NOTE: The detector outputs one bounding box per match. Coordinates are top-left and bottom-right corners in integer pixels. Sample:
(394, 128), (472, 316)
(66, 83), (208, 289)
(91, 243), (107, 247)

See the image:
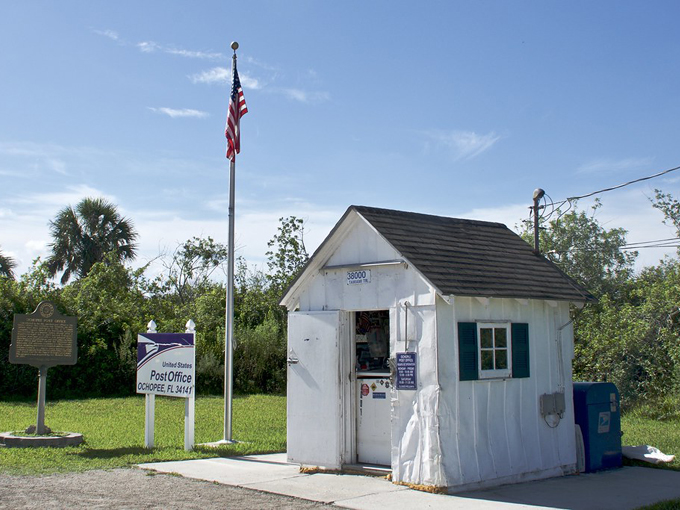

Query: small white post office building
(280, 205), (594, 492)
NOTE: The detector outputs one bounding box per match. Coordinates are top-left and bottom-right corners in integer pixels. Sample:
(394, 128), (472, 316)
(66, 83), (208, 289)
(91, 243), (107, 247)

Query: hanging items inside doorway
(355, 310), (390, 375)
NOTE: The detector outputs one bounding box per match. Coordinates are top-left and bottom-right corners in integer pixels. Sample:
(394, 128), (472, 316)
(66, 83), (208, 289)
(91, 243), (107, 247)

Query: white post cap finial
(185, 319), (196, 333)
(147, 320), (157, 333)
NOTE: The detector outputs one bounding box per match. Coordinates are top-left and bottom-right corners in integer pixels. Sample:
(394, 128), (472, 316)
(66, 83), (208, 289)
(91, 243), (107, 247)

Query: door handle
(287, 355), (299, 366)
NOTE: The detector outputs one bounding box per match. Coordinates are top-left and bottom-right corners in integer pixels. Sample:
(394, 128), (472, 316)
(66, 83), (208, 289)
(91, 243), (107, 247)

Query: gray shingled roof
(353, 205), (595, 302)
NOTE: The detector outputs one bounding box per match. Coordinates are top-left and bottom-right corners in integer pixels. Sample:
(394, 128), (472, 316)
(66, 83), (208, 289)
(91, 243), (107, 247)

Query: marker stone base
(0, 431), (84, 448)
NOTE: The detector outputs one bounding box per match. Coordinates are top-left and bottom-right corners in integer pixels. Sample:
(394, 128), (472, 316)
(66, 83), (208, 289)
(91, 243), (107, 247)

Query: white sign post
(137, 320), (196, 451)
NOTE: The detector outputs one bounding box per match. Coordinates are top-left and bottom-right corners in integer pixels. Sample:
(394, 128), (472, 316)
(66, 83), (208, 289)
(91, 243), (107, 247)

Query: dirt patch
(0, 468), (332, 509)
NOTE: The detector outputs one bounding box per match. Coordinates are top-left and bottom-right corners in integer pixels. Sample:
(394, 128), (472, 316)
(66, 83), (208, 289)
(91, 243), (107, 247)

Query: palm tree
(0, 248), (16, 279)
(47, 197), (139, 284)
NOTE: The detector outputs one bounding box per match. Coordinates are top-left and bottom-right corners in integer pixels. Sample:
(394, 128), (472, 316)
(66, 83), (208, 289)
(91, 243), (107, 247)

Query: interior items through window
(355, 310), (390, 375)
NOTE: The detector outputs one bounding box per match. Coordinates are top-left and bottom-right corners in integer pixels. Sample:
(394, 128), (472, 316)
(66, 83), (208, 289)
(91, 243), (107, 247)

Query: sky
(1, 1), (679, 280)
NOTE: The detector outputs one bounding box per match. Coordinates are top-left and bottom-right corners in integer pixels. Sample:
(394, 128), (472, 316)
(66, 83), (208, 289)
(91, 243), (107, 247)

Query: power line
(567, 165), (680, 201)
(622, 237), (679, 248)
(538, 164), (680, 221)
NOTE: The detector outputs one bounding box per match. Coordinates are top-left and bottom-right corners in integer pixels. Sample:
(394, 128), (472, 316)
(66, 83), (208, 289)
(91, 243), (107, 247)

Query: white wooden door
(286, 311), (342, 468)
(357, 377), (391, 465)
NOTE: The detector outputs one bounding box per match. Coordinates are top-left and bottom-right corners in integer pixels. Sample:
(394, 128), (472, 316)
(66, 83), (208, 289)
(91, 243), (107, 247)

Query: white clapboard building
(280, 205), (594, 492)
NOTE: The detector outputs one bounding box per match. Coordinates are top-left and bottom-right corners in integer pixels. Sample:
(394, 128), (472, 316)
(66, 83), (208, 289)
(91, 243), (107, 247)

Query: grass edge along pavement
(0, 394), (286, 475)
(2, 395), (680, 510)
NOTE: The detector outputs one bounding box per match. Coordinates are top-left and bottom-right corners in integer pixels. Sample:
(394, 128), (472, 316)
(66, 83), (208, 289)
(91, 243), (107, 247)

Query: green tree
(57, 254), (148, 396)
(161, 236), (228, 305)
(47, 197), (138, 284)
(266, 216), (308, 296)
(264, 216), (309, 332)
(0, 248), (16, 279)
(521, 200), (637, 298)
(652, 189), (680, 256)
(574, 260), (680, 405)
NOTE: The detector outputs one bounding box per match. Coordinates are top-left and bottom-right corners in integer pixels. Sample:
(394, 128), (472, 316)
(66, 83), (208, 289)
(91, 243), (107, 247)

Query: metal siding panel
(473, 384), (497, 482)
(488, 381), (512, 479)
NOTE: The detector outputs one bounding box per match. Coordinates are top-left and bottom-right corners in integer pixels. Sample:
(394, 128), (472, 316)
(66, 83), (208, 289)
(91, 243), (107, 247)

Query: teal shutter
(511, 323), (530, 378)
(458, 322), (478, 381)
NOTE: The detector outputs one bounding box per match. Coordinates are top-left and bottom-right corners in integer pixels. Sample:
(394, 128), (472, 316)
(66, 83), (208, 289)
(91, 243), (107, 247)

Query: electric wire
(537, 164), (680, 223)
(622, 237), (679, 247)
(566, 165), (680, 202)
(544, 238), (680, 255)
(529, 165), (680, 256)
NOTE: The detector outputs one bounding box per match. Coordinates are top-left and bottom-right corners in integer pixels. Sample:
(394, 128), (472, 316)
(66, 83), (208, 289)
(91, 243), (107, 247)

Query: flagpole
(223, 42), (239, 443)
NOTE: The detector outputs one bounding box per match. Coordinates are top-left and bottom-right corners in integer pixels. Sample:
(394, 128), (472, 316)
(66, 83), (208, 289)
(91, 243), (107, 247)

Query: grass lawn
(622, 411), (680, 469)
(620, 409), (680, 510)
(2, 394), (680, 510)
(0, 394), (285, 475)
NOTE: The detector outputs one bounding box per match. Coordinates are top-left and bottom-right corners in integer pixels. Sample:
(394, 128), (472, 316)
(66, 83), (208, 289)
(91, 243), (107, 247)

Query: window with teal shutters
(511, 323), (530, 378)
(457, 321), (530, 380)
(458, 322), (478, 381)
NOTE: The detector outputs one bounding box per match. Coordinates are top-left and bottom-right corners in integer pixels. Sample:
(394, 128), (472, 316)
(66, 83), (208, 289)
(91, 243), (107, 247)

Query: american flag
(225, 63), (248, 161)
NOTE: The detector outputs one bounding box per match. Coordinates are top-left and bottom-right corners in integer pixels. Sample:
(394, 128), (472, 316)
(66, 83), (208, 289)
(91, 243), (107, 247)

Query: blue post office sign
(396, 352), (417, 390)
(137, 333), (195, 398)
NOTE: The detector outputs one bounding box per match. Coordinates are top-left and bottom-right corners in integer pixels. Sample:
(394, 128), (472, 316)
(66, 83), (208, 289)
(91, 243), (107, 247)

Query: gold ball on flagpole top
(231, 41), (239, 51)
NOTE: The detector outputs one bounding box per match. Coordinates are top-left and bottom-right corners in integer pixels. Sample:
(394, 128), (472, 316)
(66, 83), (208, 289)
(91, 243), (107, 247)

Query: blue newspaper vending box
(573, 382), (622, 472)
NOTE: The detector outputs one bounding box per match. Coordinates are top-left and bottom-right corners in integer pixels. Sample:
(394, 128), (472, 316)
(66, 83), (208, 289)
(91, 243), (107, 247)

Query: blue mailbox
(573, 382), (622, 472)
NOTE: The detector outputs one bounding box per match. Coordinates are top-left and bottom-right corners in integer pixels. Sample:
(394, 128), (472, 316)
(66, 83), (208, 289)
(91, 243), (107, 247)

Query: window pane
(481, 350), (494, 370)
(495, 328), (507, 348)
(496, 350), (508, 369)
(480, 328), (493, 348)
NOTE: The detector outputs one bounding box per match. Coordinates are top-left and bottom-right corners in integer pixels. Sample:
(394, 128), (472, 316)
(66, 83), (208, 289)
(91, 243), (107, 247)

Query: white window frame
(477, 322), (512, 379)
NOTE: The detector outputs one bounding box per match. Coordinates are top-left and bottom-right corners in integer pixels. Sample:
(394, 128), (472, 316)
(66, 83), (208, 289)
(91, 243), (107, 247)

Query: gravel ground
(0, 468), (333, 509)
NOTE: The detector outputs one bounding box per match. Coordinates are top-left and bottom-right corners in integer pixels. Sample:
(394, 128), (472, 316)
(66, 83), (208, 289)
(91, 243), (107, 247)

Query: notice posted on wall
(137, 333), (195, 398)
(395, 352), (417, 390)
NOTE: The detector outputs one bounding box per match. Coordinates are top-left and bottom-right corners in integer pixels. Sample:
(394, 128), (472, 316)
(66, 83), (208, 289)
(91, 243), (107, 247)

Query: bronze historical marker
(10, 301), (77, 368)
(9, 301), (78, 435)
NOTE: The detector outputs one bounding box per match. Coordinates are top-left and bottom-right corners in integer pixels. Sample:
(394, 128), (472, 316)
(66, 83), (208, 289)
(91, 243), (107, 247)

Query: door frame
(343, 308), (394, 467)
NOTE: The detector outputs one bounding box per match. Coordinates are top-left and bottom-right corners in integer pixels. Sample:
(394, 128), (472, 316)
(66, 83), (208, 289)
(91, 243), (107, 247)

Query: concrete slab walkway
(140, 454), (680, 510)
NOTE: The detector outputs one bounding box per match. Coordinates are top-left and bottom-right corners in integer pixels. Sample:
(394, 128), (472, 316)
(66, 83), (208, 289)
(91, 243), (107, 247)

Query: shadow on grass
(623, 457), (680, 472)
(191, 446), (286, 459)
(74, 446), (154, 459)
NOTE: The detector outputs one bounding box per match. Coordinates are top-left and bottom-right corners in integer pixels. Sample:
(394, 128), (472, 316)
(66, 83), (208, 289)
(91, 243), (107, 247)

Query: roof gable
(281, 205), (595, 308)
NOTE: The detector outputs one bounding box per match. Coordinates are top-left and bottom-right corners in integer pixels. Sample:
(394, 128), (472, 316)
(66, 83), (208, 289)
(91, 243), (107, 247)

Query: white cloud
(240, 72), (262, 90)
(136, 40), (222, 60)
(47, 159), (68, 175)
(189, 67), (262, 90)
(0, 185), (114, 275)
(189, 67), (230, 84)
(0, 141), (113, 179)
(242, 56), (280, 72)
(426, 130), (500, 160)
(166, 48), (222, 60)
(280, 88), (330, 104)
(10, 184), (111, 209)
(92, 29), (119, 41)
(137, 41), (161, 53)
(131, 201), (342, 280)
(147, 107), (209, 119)
(577, 157), (654, 175)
